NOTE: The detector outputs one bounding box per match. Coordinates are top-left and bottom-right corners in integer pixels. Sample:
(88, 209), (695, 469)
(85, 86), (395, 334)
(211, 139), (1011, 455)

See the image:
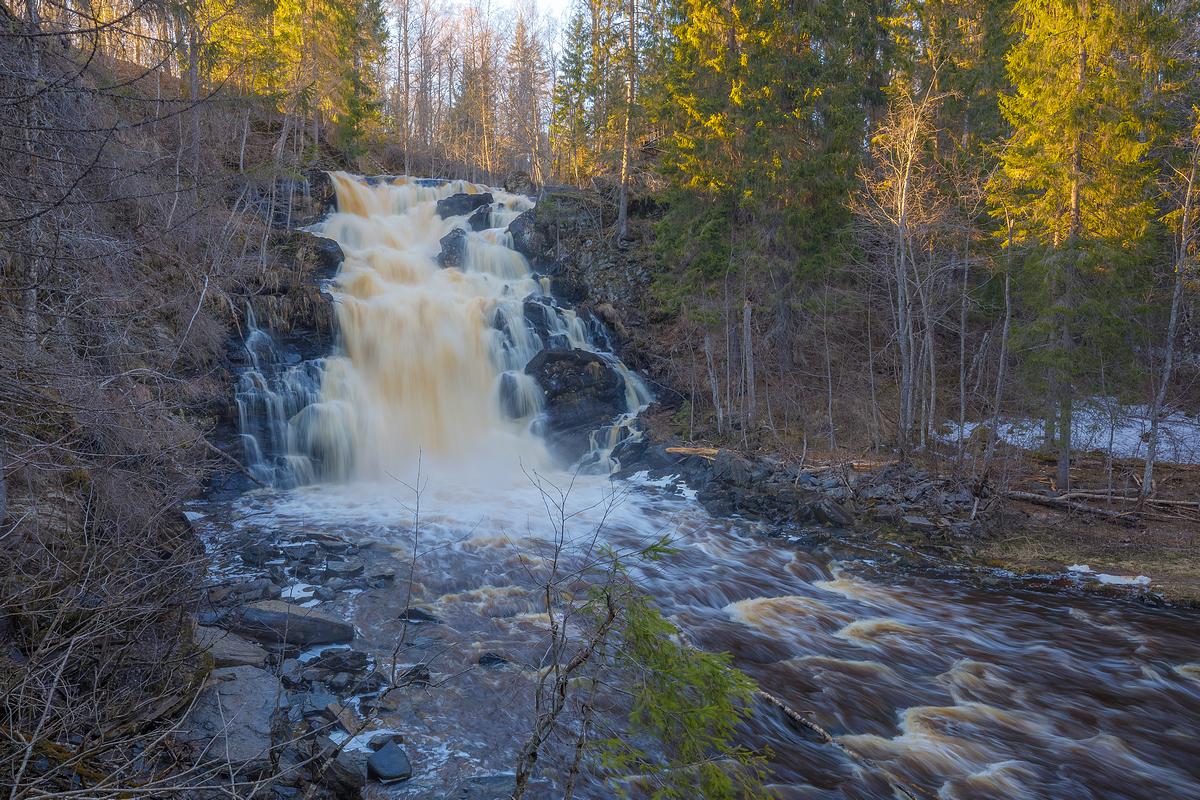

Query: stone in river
(324, 557), (365, 579)
(367, 740), (413, 783)
(436, 191), (492, 219)
(233, 600), (354, 646)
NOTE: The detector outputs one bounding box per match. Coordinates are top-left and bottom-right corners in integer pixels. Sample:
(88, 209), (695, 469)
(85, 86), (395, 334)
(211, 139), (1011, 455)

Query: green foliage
(988, 0), (1164, 401)
(597, 596), (771, 799)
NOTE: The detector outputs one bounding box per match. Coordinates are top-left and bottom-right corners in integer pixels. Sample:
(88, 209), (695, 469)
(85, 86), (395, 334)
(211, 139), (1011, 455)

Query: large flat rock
(195, 625), (269, 668)
(176, 666), (282, 773)
(232, 600), (355, 646)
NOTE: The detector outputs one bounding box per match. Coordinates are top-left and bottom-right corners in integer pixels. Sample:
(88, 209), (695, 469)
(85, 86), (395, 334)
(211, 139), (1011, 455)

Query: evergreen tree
(989, 0), (1160, 491)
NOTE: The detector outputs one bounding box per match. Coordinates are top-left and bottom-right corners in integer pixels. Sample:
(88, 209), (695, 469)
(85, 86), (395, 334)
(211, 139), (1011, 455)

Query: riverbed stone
(324, 557), (365, 579)
(436, 191), (493, 219)
(438, 227), (468, 269)
(233, 600), (354, 646)
(812, 498), (854, 528)
(467, 204), (492, 231)
(195, 625), (269, 668)
(176, 666), (282, 773)
(367, 740), (413, 783)
(525, 348), (628, 458)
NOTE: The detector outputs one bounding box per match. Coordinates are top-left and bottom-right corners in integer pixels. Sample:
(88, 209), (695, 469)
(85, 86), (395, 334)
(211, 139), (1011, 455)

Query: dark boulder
(549, 275), (588, 305)
(313, 236), (344, 276)
(467, 204), (492, 231)
(507, 209), (549, 263)
(436, 192), (493, 219)
(522, 296), (562, 342)
(437, 227), (468, 269)
(231, 600), (354, 646)
(498, 371), (541, 419)
(367, 741), (413, 783)
(525, 349), (628, 459)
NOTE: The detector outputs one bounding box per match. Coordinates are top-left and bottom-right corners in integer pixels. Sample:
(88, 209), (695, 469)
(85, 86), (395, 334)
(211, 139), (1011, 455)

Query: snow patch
(940, 399), (1200, 464)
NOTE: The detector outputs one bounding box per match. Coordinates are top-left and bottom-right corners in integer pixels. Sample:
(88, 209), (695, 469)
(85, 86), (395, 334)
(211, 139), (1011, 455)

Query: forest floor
(974, 455), (1200, 606)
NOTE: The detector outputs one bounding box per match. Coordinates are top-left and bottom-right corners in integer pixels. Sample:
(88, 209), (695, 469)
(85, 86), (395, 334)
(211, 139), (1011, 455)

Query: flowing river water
(199, 175), (1200, 799)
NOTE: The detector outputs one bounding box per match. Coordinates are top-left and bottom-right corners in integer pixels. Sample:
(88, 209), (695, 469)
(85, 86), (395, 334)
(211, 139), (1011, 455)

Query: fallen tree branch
(756, 690), (932, 800)
(200, 438), (266, 487)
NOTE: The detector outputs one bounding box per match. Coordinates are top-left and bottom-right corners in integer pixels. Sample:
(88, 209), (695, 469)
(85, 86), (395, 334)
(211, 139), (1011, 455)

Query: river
(205, 174), (1200, 799)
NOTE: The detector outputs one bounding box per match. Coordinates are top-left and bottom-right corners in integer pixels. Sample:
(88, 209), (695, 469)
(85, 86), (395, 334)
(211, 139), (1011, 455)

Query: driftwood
(665, 446), (719, 460)
(757, 690), (932, 800)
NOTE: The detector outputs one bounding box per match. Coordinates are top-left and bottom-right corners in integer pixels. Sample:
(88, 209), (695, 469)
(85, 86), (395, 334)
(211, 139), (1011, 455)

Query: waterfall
(234, 172), (650, 488)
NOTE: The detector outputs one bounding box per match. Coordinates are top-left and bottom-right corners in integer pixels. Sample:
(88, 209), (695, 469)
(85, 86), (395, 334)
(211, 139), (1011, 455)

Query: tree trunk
(616, 0), (636, 240)
(983, 229), (1013, 476)
(1142, 134), (1198, 498)
(1057, 36), (1088, 495)
(704, 333), (722, 434)
(742, 299), (756, 425)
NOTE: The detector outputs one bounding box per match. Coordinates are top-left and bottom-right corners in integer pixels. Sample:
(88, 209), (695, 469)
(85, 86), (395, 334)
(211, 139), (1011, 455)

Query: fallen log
(1005, 491), (1135, 520)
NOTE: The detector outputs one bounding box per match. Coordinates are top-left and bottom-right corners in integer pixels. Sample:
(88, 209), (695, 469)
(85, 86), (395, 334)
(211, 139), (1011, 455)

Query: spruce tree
(989, 0), (1159, 492)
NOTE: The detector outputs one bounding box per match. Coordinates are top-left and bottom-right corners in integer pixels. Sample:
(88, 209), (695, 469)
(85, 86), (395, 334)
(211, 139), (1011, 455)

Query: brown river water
(194, 475), (1200, 800)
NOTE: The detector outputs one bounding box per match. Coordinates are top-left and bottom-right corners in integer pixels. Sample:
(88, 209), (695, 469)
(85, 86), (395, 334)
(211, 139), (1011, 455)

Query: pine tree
(989, 0), (1159, 492)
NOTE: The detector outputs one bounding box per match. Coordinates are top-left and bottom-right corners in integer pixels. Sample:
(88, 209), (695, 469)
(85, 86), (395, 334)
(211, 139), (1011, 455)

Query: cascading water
(235, 172), (649, 488)
(234, 306), (324, 487)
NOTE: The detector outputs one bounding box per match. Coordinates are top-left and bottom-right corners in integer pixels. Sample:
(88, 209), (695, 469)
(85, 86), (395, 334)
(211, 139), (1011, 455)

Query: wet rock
(467, 204), (492, 232)
(176, 666), (281, 773)
(324, 557), (365, 579)
(437, 227), (467, 269)
(292, 689), (338, 719)
(369, 732), (403, 750)
(525, 349), (628, 458)
(711, 450), (755, 485)
(398, 607), (441, 624)
(233, 600), (354, 646)
(368, 741), (413, 783)
(507, 209), (546, 262)
(242, 542), (282, 567)
(478, 652), (509, 668)
(195, 625), (269, 668)
(314, 535), (353, 554)
(314, 586), (338, 601)
(311, 648), (367, 672)
(280, 542), (319, 562)
(436, 191), (493, 219)
(522, 295), (561, 341)
(316, 737), (367, 797)
(206, 577), (280, 605)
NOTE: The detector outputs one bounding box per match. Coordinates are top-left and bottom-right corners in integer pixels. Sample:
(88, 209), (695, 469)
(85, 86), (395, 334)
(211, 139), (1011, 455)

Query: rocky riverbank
(178, 504), (550, 799)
